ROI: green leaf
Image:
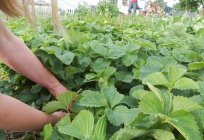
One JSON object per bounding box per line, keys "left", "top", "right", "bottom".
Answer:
{"left": 42, "top": 101, "right": 65, "bottom": 114}
{"left": 100, "top": 67, "right": 116, "bottom": 77}
{"left": 48, "top": 56, "right": 65, "bottom": 80}
{"left": 43, "top": 124, "right": 53, "bottom": 140}
{"left": 115, "top": 71, "right": 133, "bottom": 83}
{"left": 40, "top": 46, "right": 62, "bottom": 55}
{"left": 17, "top": 92, "right": 38, "bottom": 103}
{"left": 160, "top": 92, "right": 173, "bottom": 115}
{"left": 198, "top": 81, "right": 204, "bottom": 95}
{"left": 79, "top": 56, "right": 91, "bottom": 68}
{"left": 169, "top": 65, "right": 187, "bottom": 84}
{"left": 58, "top": 110, "right": 94, "bottom": 139}
{"left": 79, "top": 90, "right": 107, "bottom": 107}
{"left": 139, "top": 92, "right": 164, "bottom": 114}
{"left": 172, "top": 49, "right": 200, "bottom": 63}
{"left": 101, "top": 86, "right": 124, "bottom": 108}
{"left": 130, "top": 85, "right": 145, "bottom": 99}
{"left": 58, "top": 123, "right": 84, "bottom": 139}
{"left": 143, "top": 72, "right": 168, "bottom": 86}
{"left": 64, "top": 66, "right": 83, "bottom": 78}
{"left": 90, "top": 44, "right": 108, "bottom": 56}
{"left": 174, "top": 77, "right": 199, "bottom": 90}
{"left": 122, "top": 53, "right": 138, "bottom": 67}
{"left": 196, "top": 28, "right": 204, "bottom": 36}
{"left": 0, "top": 130, "right": 6, "bottom": 140}
{"left": 153, "top": 129, "right": 175, "bottom": 140}
{"left": 120, "top": 96, "right": 138, "bottom": 107}
{"left": 93, "top": 115, "right": 107, "bottom": 140}
{"left": 31, "top": 84, "right": 42, "bottom": 93}
{"left": 110, "top": 127, "right": 148, "bottom": 140}
{"left": 192, "top": 109, "right": 204, "bottom": 131}
{"left": 57, "top": 115, "right": 71, "bottom": 127}
{"left": 91, "top": 58, "right": 111, "bottom": 73}
{"left": 131, "top": 89, "right": 149, "bottom": 100}
{"left": 142, "top": 84, "right": 172, "bottom": 115}
{"left": 190, "top": 95, "right": 204, "bottom": 105}
{"left": 147, "top": 83, "right": 163, "bottom": 102}
{"left": 56, "top": 50, "right": 75, "bottom": 65}
{"left": 107, "top": 47, "right": 125, "bottom": 59}
{"left": 129, "top": 113, "right": 149, "bottom": 127}
{"left": 139, "top": 39, "right": 156, "bottom": 50}
{"left": 56, "top": 92, "right": 78, "bottom": 108}
{"left": 105, "top": 106, "right": 139, "bottom": 126}
{"left": 188, "top": 62, "right": 204, "bottom": 71}
{"left": 98, "top": 77, "right": 109, "bottom": 88}
{"left": 136, "top": 115, "right": 161, "bottom": 129}
{"left": 140, "top": 61, "right": 162, "bottom": 79}
{"left": 85, "top": 73, "right": 97, "bottom": 82}
{"left": 173, "top": 96, "right": 203, "bottom": 112}
{"left": 123, "top": 44, "right": 141, "bottom": 53}
{"left": 164, "top": 110, "right": 202, "bottom": 140}
{"left": 50, "top": 127, "right": 73, "bottom": 140}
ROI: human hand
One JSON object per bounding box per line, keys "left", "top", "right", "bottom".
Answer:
{"left": 49, "top": 111, "right": 66, "bottom": 125}
{"left": 49, "top": 84, "right": 68, "bottom": 97}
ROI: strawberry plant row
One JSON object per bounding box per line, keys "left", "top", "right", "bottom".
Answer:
{"left": 1, "top": 15, "right": 204, "bottom": 140}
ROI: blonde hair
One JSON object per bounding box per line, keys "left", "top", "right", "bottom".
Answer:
{"left": 0, "top": 0, "right": 64, "bottom": 35}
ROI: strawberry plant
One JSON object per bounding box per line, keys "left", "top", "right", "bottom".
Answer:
{"left": 1, "top": 15, "right": 204, "bottom": 139}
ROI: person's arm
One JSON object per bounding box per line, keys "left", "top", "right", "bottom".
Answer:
{"left": 0, "top": 19, "right": 67, "bottom": 96}
{"left": 0, "top": 94, "right": 64, "bottom": 131}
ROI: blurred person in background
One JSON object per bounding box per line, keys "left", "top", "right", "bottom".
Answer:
{"left": 128, "top": 0, "right": 139, "bottom": 14}
{"left": 164, "top": 3, "right": 172, "bottom": 16}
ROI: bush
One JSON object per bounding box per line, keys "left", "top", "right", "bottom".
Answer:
{"left": 96, "top": 0, "right": 119, "bottom": 17}
{"left": 75, "top": 4, "right": 92, "bottom": 19}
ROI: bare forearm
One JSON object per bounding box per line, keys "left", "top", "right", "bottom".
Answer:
{"left": 0, "top": 94, "right": 56, "bottom": 131}
{"left": 0, "top": 36, "right": 66, "bottom": 95}
{"left": 0, "top": 20, "right": 67, "bottom": 96}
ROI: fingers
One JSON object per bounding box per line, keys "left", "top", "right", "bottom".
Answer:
{"left": 50, "top": 111, "right": 66, "bottom": 124}
{"left": 49, "top": 85, "right": 68, "bottom": 97}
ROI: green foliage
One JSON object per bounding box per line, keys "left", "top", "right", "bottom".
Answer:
{"left": 164, "top": 110, "right": 202, "bottom": 140}
{"left": 110, "top": 127, "right": 148, "bottom": 140}
{"left": 153, "top": 129, "right": 175, "bottom": 140}
{"left": 143, "top": 72, "right": 169, "bottom": 86}
{"left": 43, "top": 124, "right": 53, "bottom": 140}
{"left": 75, "top": 4, "right": 92, "bottom": 19}
{"left": 96, "top": 0, "right": 119, "bottom": 17}
{"left": 3, "top": 15, "right": 204, "bottom": 140}
{"left": 139, "top": 91, "right": 165, "bottom": 114}
{"left": 188, "top": 62, "right": 204, "bottom": 70}
{"left": 101, "top": 86, "right": 124, "bottom": 108}
{"left": 0, "top": 130, "right": 6, "bottom": 140}
{"left": 58, "top": 110, "right": 94, "bottom": 139}
{"left": 93, "top": 115, "right": 107, "bottom": 140}
{"left": 173, "top": 96, "right": 203, "bottom": 112}
{"left": 58, "top": 110, "right": 107, "bottom": 140}
{"left": 176, "top": 0, "right": 203, "bottom": 12}
{"left": 143, "top": 65, "right": 198, "bottom": 91}
{"left": 79, "top": 90, "right": 108, "bottom": 107}
{"left": 43, "top": 92, "right": 77, "bottom": 113}
{"left": 174, "top": 77, "right": 199, "bottom": 90}
{"left": 105, "top": 106, "right": 139, "bottom": 126}
{"left": 139, "top": 84, "right": 202, "bottom": 140}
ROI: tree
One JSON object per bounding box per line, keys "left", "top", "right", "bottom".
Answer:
{"left": 177, "top": 0, "right": 204, "bottom": 15}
